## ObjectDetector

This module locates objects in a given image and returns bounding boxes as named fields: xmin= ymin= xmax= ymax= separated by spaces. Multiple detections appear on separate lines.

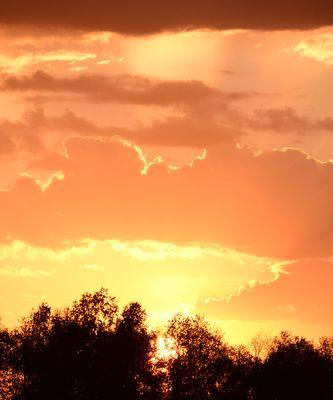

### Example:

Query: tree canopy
xmin=1 ymin=289 xmax=332 ymax=400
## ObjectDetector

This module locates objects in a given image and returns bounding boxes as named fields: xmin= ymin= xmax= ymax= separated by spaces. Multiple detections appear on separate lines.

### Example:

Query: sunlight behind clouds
xmin=290 ymin=32 xmax=333 ymax=65
xmin=0 ymin=238 xmax=280 ymax=339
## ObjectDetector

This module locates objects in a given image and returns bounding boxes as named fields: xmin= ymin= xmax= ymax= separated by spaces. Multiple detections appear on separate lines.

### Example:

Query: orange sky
xmin=0 ymin=2 xmax=333 ymax=344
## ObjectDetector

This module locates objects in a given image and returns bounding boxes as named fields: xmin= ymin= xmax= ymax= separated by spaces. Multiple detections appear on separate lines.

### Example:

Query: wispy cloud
xmin=288 ymin=33 xmax=333 ymax=65
xmin=0 ymin=266 xmax=54 ymax=277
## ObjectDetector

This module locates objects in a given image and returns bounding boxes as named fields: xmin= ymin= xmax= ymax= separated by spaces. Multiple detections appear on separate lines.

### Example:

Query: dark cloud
xmin=0 ymin=107 xmax=47 ymax=157
xmin=246 ymin=107 xmax=333 ymax=135
xmin=0 ymin=70 xmax=256 ymax=108
xmin=3 ymin=73 xmax=333 ymax=142
xmin=2 ymin=102 xmax=333 ymax=161
xmin=0 ymin=73 xmax=261 ymax=150
xmin=0 ymin=1 xmax=332 ymax=34
xmin=248 ymin=107 xmax=311 ymax=134
xmin=0 ymin=106 xmax=244 ymax=156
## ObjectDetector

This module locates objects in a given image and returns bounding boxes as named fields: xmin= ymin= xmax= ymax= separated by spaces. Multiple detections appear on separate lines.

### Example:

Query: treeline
xmin=0 ymin=289 xmax=333 ymax=400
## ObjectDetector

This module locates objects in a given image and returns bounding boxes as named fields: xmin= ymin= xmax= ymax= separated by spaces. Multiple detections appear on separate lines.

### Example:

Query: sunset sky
xmin=0 ymin=1 xmax=333 ymax=344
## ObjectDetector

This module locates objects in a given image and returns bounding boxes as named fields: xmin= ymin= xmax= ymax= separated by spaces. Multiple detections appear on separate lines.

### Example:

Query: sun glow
xmin=155 ymin=337 xmax=177 ymax=361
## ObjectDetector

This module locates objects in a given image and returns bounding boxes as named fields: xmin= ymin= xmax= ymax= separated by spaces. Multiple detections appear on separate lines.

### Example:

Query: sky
xmin=0 ymin=1 xmax=333 ymax=344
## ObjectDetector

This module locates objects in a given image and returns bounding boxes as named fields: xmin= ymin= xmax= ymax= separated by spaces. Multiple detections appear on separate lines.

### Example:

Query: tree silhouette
xmin=111 ymin=302 xmax=162 ymax=400
xmin=0 ymin=290 xmax=333 ymax=400
xmin=225 ymin=344 xmax=259 ymax=400
xmin=0 ymin=324 xmax=24 ymax=400
xmin=4 ymin=289 xmax=161 ymax=400
xmin=249 ymin=333 xmax=272 ymax=360
xmin=164 ymin=314 xmax=234 ymax=400
xmin=254 ymin=331 xmax=333 ymax=400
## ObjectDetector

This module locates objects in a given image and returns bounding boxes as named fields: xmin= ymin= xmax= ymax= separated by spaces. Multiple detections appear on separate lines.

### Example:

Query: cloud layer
xmin=0 ymin=137 xmax=333 ymax=259
xmin=0 ymin=71 xmax=225 ymax=106
xmin=0 ymin=1 xmax=332 ymax=34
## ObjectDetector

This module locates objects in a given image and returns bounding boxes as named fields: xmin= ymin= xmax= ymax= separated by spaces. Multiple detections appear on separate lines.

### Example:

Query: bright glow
xmin=289 ymin=33 xmax=333 ymax=65
xmin=155 ymin=337 xmax=177 ymax=360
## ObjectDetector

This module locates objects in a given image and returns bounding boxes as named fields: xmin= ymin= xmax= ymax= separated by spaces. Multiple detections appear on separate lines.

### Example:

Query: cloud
xmin=0 ymin=70 xmax=243 ymax=107
xmin=0 ymin=107 xmax=47 ymax=157
xmin=0 ymin=51 xmax=96 ymax=73
xmin=0 ymin=137 xmax=333 ymax=259
xmin=108 ymin=239 xmax=274 ymax=263
xmin=289 ymin=33 xmax=333 ymax=65
xmin=247 ymin=107 xmax=311 ymax=134
xmin=0 ymin=74 xmax=260 ymax=154
xmin=2 ymin=101 xmax=333 ymax=195
xmin=120 ymin=112 xmax=244 ymax=147
xmin=247 ymin=107 xmax=333 ymax=139
xmin=0 ymin=1 xmax=332 ymax=34
xmin=198 ymin=259 xmax=333 ymax=325
xmin=80 ymin=263 xmax=106 ymax=271
xmin=0 ymin=266 xmax=54 ymax=277
xmin=0 ymin=239 xmax=96 ymax=261
xmin=0 ymin=237 xmax=278 ymax=329
xmin=0 ymin=107 xmax=104 ymax=159
xmin=2 ymin=73 xmax=333 ymax=153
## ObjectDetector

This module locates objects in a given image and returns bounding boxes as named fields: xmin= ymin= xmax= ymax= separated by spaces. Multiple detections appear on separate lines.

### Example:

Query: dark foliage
xmin=1 ymin=289 xmax=332 ymax=400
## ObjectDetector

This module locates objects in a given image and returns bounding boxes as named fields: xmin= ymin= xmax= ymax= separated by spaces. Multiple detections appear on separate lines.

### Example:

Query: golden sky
xmin=0 ymin=1 xmax=333 ymax=344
